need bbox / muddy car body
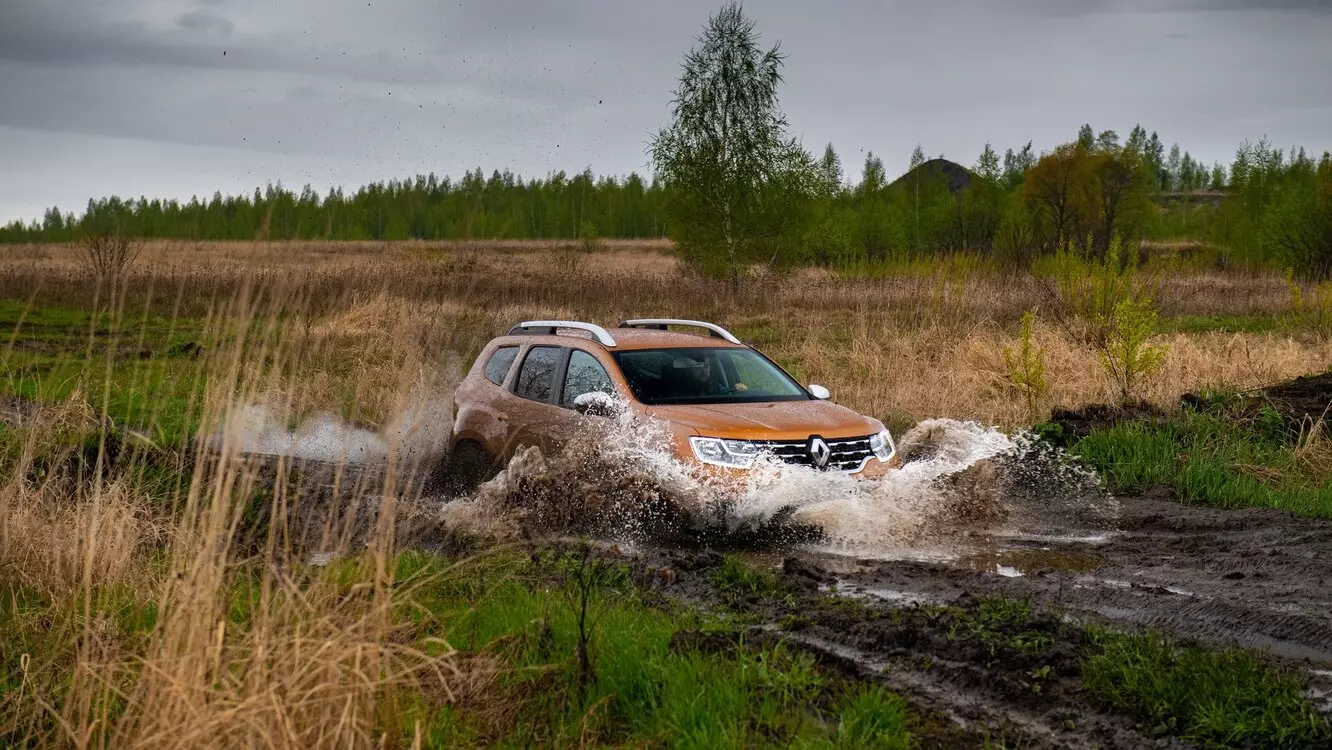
[449,319,899,483]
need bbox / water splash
[217,391,453,470]
[441,407,1113,553]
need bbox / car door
[554,349,622,450]
[507,345,573,457]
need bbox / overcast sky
[2,0,1330,223]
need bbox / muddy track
[827,494,1332,668]
[623,491,1332,747]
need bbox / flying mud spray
[439,403,1119,558]
[219,388,1116,560]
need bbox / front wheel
[442,440,500,495]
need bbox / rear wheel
[444,440,500,495]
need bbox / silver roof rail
[618,318,742,345]
[509,320,617,347]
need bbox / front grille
[754,435,875,472]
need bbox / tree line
[1,170,667,245]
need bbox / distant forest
[4,125,1330,276]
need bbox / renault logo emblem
[808,437,831,469]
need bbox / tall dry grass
[0,280,470,749]
[1,240,1325,433]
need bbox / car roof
[496,327,748,352]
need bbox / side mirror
[574,391,620,417]
[808,384,831,400]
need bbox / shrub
[1097,296,1168,403]
[579,219,602,254]
[1035,235,1158,346]
[75,230,140,279]
[1002,311,1050,421]
[1284,268,1332,337]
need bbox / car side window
[561,350,614,409]
[483,346,519,386]
[515,346,562,402]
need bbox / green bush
[1097,297,1168,403]
[1002,311,1050,421]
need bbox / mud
[615,492,1332,747]
[628,543,1183,748]
[1046,400,1167,444]
[598,476,1332,747]
[1255,370,1332,423]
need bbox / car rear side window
[561,350,614,408]
[515,346,562,402]
[484,346,519,386]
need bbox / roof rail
[509,320,617,347]
[618,318,742,345]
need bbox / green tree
[1146,131,1165,190]
[1022,144,1088,252]
[1098,297,1168,403]
[650,1,814,286]
[1166,143,1182,191]
[976,143,1001,182]
[855,152,895,261]
[1077,124,1096,151]
[909,144,926,171]
[1003,311,1050,421]
[818,143,844,195]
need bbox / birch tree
[651,2,814,286]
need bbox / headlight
[869,429,896,462]
[689,437,761,468]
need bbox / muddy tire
[443,440,499,495]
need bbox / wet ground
[787,492,1332,737]
[823,494,1332,669]
[627,491,1332,747]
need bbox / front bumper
[678,447,900,481]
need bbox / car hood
[645,399,881,440]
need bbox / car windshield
[611,347,809,405]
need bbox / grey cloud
[177,10,235,36]
[1017,0,1332,15]
[0,3,442,84]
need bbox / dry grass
[0,285,471,749]
[3,240,1320,431]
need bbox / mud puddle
[818,496,1332,669]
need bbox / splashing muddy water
[213,385,1113,557]
[215,392,454,471]
[442,410,1116,555]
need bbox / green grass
[1083,629,1330,749]
[949,597,1056,659]
[1073,408,1332,517]
[709,554,790,600]
[384,550,912,748]
[0,300,211,447]
[1157,314,1279,335]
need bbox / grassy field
[2,239,1331,747]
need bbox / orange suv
[448,319,898,486]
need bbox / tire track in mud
[830,495,1332,667]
